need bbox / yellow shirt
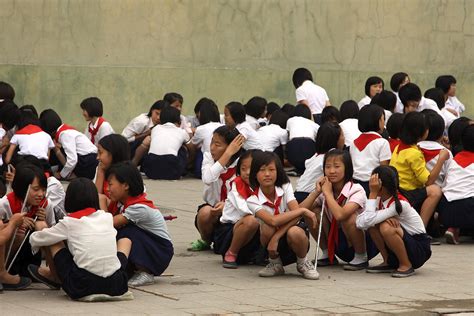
[390,143,430,191]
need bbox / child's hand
[369,173,382,194]
[315,176,325,194]
[5,164,15,182]
[36,208,46,222]
[21,217,35,231]
[210,202,224,216]
[385,217,400,228]
[304,209,317,230]
[267,238,279,258]
[321,177,333,196]
[10,213,25,227]
[439,149,450,161]
[226,134,245,156]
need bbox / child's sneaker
[128,271,154,287]
[445,228,460,245]
[297,260,320,280]
[187,239,211,251]
[258,261,284,277]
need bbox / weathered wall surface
[1,0,473,130]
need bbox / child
[399,83,422,113]
[214,150,261,268]
[81,97,115,145]
[286,104,319,174]
[339,100,361,147]
[435,75,465,115]
[224,101,261,150]
[0,100,21,172]
[386,113,404,153]
[245,96,267,130]
[295,122,345,202]
[293,68,330,124]
[390,72,410,113]
[190,126,245,251]
[370,90,397,122]
[246,151,319,279]
[439,125,474,244]
[163,92,192,135]
[448,117,472,156]
[356,166,431,277]
[39,109,98,180]
[349,105,391,194]
[390,112,450,228]
[28,178,131,299]
[107,162,173,286]
[256,110,289,162]
[141,106,190,180]
[320,106,341,124]
[424,88,457,130]
[265,102,281,124]
[358,76,384,108]
[281,103,296,117]
[0,81,15,102]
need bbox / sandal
[27,264,61,290]
[187,239,211,251]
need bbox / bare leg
[259,223,276,248]
[0,243,21,285]
[132,136,150,166]
[196,205,220,243]
[379,221,411,271]
[228,216,259,254]
[117,238,132,257]
[420,185,442,227]
[287,226,309,258]
[368,226,389,264]
[340,212,366,254]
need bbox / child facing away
[80,97,115,145]
[356,166,431,277]
[370,90,397,123]
[358,76,384,109]
[390,72,410,113]
[256,110,289,163]
[108,162,173,287]
[0,100,21,172]
[244,96,267,130]
[224,101,261,150]
[246,151,319,279]
[386,113,404,153]
[339,100,361,147]
[28,178,131,300]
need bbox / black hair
[315,122,342,154]
[147,100,169,117]
[236,149,262,176]
[370,90,397,112]
[213,125,244,165]
[448,117,471,155]
[340,100,359,120]
[386,113,404,139]
[435,75,456,94]
[292,103,312,119]
[225,102,246,124]
[19,105,38,117]
[98,134,131,165]
[0,81,15,100]
[372,165,403,214]
[390,72,409,92]
[12,164,47,200]
[358,104,384,133]
[292,68,313,88]
[39,109,63,135]
[64,178,100,212]
[421,109,445,141]
[197,98,220,125]
[160,105,181,125]
[249,151,289,190]
[269,110,289,129]
[281,103,295,117]
[80,97,103,117]
[321,106,341,124]
[323,149,353,183]
[17,108,41,129]
[461,124,474,152]
[0,177,6,198]
[106,161,144,197]
[399,112,427,145]
[266,102,280,118]
[399,83,422,106]
[245,96,267,119]
[163,92,183,105]
[12,154,52,175]
[365,76,384,96]
[424,88,446,110]
[0,100,21,130]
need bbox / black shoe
[391,267,415,278]
[366,265,394,273]
[27,264,61,290]
[314,257,339,267]
[2,277,32,291]
[343,261,369,271]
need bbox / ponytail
[392,192,403,215]
[372,165,403,215]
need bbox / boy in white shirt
[256,110,289,162]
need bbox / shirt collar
[338,181,353,200]
[257,186,284,204]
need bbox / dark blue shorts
[213,222,260,264]
[278,220,310,266]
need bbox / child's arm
[59,135,78,179]
[0,213,24,244]
[113,214,129,228]
[95,164,106,194]
[321,179,361,222]
[255,208,307,228]
[216,134,244,168]
[29,220,68,254]
[299,177,324,209]
[4,143,17,165]
[425,149,450,185]
[267,218,300,256]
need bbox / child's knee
[287,226,306,242]
[379,221,396,236]
[242,215,259,230]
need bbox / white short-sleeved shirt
[295,80,330,114]
[191,122,223,153]
[417,141,452,187]
[121,113,154,142]
[84,119,115,145]
[201,151,238,206]
[445,96,465,114]
[47,176,66,220]
[0,127,7,166]
[245,115,260,131]
[339,118,361,147]
[358,95,371,109]
[10,125,54,160]
[257,124,288,151]
[149,122,190,156]
[440,108,458,130]
[247,183,296,215]
[418,97,442,115]
[295,153,325,193]
[350,132,392,181]
[220,179,254,224]
[286,116,319,140]
[236,121,262,150]
[442,151,474,201]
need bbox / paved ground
[1,177,473,315]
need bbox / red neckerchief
[255,187,283,215]
[6,192,48,218]
[68,207,97,219]
[327,182,352,264]
[388,138,400,153]
[232,176,254,199]
[353,133,381,151]
[454,151,474,168]
[103,181,110,198]
[88,117,105,144]
[44,172,51,179]
[15,124,43,135]
[395,142,413,154]
[55,124,76,142]
[122,193,156,212]
[102,181,120,215]
[219,167,236,201]
[420,148,441,163]
[378,193,410,209]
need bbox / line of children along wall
[0,69,472,298]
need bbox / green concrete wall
[1,0,473,131]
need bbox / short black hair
[358,104,384,133]
[106,161,144,197]
[0,100,21,130]
[390,72,409,92]
[0,81,15,100]
[12,154,52,175]
[424,88,446,110]
[225,102,246,124]
[386,113,404,139]
[163,92,183,105]
[213,125,244,165]
[340,100,359,120]
[98,134,131,165]
[315,122,342,154]
[281,103,295,117]
[292,68,313,88]
[461,124,474,152]
[80,97,103,117]
[245,96,267,119]
[399,83,422,106]
[17,108,41,130]
[266,102,281,118]
[39,109,63,135]
[435,75,456,94]
[323,149,353,183]
[19,105,38,117]
[269,110,289,129]
[293,103,312,119]
[147,100,169,117]
[197,98,220,125]
[448,117,471,154]
[236,149,262,176]
[321,106,341,124]
[399,112,427,145]
[12,164,47,200]
[65,178,100,212]
[160,105,181,124]
[249,151,289,190]
[370,90,397,112]
[421,109,445,141]
[365,76,384,96]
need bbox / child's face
[224,106,235,127]
[210,134,227,162]
[27,177,46,206]
[239,156,252,185]
[150,109,161,125]
[337,131,345,150]
[170,101,182,112]
[256,161,277,188]
[324,156,345,184]
[404,100,420,113]
[107,175,129,203]
[97,145,113,169]
[82,109,91,121]
[448,84,456,97]
[369,83,383,98]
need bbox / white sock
[296,256,307,265]
[319,249,328,259]
[269,257,282,264]
[350,252,368,265]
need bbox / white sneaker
[297,260,320,280]
[258,261,285,277]
[128,271,155,287]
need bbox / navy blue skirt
[142,147,188,180]
[387,228,431,269]
[74,153,99,180]
[438,195,474,229]
[335,226,379,263]
[213,222,260,264]
[286,138,316,173]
